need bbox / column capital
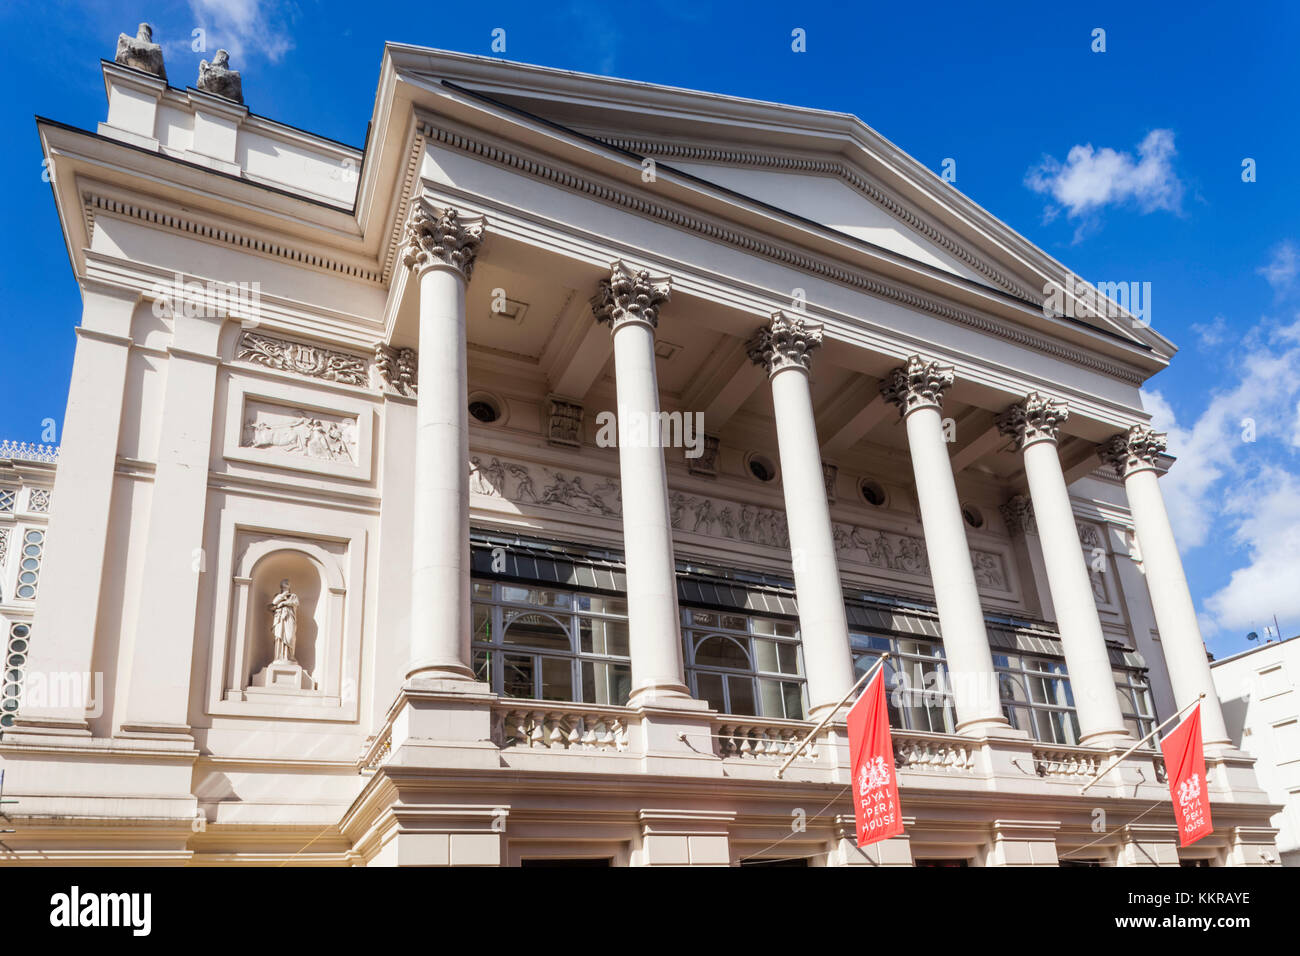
[880,355,954,415]
[997,392,1070,448]
[746,311,823,376]
[590,260,671,331]
[402,201,485,281]
[999,494,1038,536]
[1100,424,1167,478]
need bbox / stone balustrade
[712,718,820,762]
[1032,745,1105,779]
[893,732,978,773]
[493,702,634,753]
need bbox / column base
[627,680,698,709]
[405,660,477,683]
[956,716,1028,740]
[1079,728,1135,748]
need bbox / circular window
[469,400,499,424]
[962,504,985,529]
[747,453,777,483]
[859,479,887,507]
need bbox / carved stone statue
[197,49,244,104]
[269,579,299,662]
[115,23,166,80]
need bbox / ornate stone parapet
[590,260,671,330]
[402,202,485,280]
[1100,424,1168,478]
[880,355,955,415]
[746,311,823,376]
[493,703,634,753]
[996,392,1070,448]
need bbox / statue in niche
[115,23,166,79]
[269,579,300,662]
[197,49,244,104]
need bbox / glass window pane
[850,633,891,654]
[540,657,573,702]
[582,660,631,706]
[721,614,749,631]
[753,638,780,674]
[472,605,492,644]
[691,610,718,627]
[503,654,535,699]
[777,642,800,676]
[577,595,627,616]
[503,612,570,651]
[782,681,805,721]
[728,675,756,716]
[695,635,750,669]
[757,678,784,718]
[579,618,630,657]
[696,672,726,712]
[472,581,493,599]
[473,648,491,684]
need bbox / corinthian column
[404,203,484,682]
[881,357,1009,734]
[591,262,690,705]
[1101,427,1230,746]
[998,394,1129,745]
[747,313,854,718]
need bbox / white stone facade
[0,45,1279,866]
[1212,636,1300,865]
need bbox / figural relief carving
[470,455,1010,591]
[242,402,358,464]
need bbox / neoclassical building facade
[0,39,1279,865]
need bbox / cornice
[597,136,1036,303]
[419,121,1148,387]
[81,190,384,284]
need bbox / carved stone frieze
[546,397,584,447]
[374,343,418,396]
[242,403,358,464]
[236,331,369,387]
[590,261,671,331]
[688,434,721,477]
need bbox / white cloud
[1202,467,1300,634]
[1257,241,1299,294]
[1145,313,1300,639]
[1026,129,1184,220]
[1190,314,1227,349]
[188,0,293,65]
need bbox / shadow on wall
[1219,694,1249,749]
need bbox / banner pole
[774,653,890,780]
[1078,693,1205,795]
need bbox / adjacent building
[0,34,1280,865]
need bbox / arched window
[994,654,1079,745]
[850,633,954,734]
[683,610,806,719]
[472,582,631,705]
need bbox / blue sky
[2,0,1297,656]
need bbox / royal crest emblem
[857,754,891,796]
[1177,772,1201,806]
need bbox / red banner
[1160,703,1213,848]
[846,667,903,847]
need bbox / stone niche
[222,535,347,709]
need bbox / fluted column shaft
[593,263,690,705]
[1103,427,1230,746]
[883,357,1009,734]
[748,314,854,717]
[405,204,483,682]
[1000,394,1130,745]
